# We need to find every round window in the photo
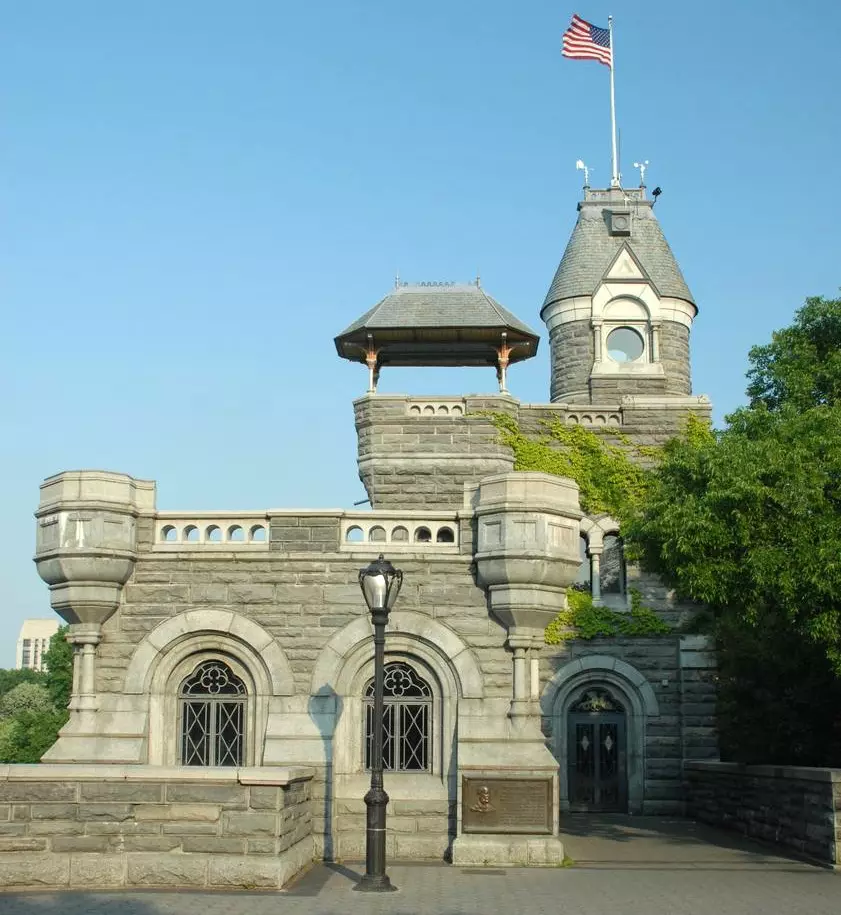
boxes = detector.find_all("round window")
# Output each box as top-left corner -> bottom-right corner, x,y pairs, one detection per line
606,327 -> 644,363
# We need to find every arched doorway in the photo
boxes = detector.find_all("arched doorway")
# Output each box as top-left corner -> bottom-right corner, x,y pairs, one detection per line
567,686 -> 627,812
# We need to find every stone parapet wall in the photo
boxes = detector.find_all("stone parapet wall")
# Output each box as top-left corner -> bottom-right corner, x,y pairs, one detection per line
0,765 -> 314,889
685,761 -> 841,867
354,394 -> 518,509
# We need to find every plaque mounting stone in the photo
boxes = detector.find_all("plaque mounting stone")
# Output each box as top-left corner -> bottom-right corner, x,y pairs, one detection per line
462,777 -> 552,835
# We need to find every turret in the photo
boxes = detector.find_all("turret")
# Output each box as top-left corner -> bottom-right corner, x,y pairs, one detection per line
541,186 -> 697,404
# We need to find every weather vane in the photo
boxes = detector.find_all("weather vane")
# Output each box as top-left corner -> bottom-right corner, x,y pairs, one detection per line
632,160 -> 649,186
575,159 -> 592,187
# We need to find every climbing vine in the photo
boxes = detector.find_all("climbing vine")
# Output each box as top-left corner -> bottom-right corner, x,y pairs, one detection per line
481,412 -> 679,641
483,412 -> 657,520
544,589 -> 672,644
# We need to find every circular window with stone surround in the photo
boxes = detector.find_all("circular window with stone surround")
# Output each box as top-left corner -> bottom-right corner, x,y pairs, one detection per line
606,326 -> 644,363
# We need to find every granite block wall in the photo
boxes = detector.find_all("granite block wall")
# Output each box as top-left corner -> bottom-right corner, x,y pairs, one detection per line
0,767 -> 314,889
107,552 -> 506,701
685,762 -> 841,867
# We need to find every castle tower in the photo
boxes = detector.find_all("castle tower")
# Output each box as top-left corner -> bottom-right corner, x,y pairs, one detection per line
335,280 -> 540,508
541,185 -> 697,404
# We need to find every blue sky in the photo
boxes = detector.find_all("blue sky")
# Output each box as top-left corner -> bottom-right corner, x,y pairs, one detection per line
1,1 -> 838,665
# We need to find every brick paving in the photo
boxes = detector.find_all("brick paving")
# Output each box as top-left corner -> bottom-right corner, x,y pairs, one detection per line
1,818 -> 838,915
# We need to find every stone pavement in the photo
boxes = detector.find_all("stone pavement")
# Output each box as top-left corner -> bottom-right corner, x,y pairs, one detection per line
1,818 -> 839,915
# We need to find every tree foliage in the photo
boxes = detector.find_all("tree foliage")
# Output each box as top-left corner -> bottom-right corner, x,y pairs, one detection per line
625,404 -> 841,672
625,296 -> 841,764
0,625 -> 71,764
0,682 -> 54,719
43,626 -> 73,710
747,295 -> 841,412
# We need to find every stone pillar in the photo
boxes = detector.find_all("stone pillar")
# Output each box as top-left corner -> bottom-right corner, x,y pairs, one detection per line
651,322 -> 662,362
453,471 -> 582,867
590,547 -> 602,604
34,471 -> 155,761
592,320 -> 603,364
67,625 -> 102,712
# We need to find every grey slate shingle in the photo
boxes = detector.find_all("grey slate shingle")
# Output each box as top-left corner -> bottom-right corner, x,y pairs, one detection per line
337,284 -> 539,338
541,202 -> 695,313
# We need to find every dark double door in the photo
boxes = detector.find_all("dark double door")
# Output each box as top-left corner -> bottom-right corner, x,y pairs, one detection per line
567,711 -> 627,812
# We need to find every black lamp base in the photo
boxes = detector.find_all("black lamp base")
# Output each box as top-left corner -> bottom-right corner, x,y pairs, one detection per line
353,874 -> 398,892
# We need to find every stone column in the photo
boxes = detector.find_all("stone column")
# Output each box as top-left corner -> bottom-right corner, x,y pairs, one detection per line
651,322 -> 662,362
590,546 -> 603,604
34,471 -> 155,759
67,625 -> 102,712
592,320 -> 603,364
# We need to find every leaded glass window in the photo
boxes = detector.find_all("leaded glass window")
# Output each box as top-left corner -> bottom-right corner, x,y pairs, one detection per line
364,662 -> 432,772
179,661 -> 246,767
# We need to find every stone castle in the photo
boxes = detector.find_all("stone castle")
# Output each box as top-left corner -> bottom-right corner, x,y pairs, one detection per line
13,182 -> 718,888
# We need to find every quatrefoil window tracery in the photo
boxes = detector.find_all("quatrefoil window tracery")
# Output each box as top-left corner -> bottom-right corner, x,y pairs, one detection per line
364,662 -> 432,772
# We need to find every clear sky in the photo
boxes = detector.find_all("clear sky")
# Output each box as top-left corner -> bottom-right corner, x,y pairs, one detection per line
1,1 -> 839,666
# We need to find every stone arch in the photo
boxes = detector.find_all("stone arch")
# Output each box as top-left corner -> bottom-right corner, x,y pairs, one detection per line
310,610 -> 484,700
580,514 -> 622,551
123,609 -> 294,697
541,655 -> 659,814
125,611 -> 293,767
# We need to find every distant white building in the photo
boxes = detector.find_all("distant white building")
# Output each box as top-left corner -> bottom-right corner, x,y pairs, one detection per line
15,619 -> 60,671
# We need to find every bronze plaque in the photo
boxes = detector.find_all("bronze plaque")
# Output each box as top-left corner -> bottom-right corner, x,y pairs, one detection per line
462,777 -> 553,835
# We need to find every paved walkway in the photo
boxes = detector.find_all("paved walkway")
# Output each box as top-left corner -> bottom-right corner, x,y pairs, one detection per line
1,818 -> 838,915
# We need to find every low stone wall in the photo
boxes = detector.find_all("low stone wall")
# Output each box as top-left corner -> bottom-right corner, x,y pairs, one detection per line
0,765 -> 314,889
685,761 -> 841,867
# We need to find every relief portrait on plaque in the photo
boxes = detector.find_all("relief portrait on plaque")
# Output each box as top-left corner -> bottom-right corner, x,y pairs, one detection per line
469,785 -> 494,813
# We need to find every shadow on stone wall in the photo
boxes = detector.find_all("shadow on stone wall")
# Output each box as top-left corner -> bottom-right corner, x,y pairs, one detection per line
309,684 -> 342,862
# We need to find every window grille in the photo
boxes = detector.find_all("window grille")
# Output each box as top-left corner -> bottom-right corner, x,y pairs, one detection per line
178,660 -> 246,767
364,662 -> 432,772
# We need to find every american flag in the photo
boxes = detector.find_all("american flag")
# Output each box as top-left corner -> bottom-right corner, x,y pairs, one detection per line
562,13 -> 612,68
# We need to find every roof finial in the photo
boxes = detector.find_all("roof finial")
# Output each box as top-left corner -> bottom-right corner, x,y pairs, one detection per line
576,159 -> 591,188
395,270 -> 400,288
475,274 -> 481,288
632,160 -> 649,187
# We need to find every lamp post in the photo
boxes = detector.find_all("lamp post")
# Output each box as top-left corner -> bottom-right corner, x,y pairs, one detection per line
354,553 -> 403,893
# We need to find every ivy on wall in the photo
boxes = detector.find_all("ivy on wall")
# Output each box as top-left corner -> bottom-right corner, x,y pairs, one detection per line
484,412 -> 656,520
482,412 -> 677,642
545,589 -> 672,644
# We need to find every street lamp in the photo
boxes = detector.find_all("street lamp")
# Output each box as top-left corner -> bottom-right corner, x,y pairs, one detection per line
354,553 -> 403,893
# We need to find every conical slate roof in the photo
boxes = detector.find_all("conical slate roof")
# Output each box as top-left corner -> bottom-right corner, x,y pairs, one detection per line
336,282 -> 539,368
541,188 -> 695,316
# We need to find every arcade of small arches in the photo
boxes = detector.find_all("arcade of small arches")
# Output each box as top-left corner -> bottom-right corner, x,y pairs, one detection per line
159,523 -> 268,544
345,523 -> 456,545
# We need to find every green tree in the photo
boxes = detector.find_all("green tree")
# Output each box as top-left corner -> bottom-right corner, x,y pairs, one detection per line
624,296 -> 841,764
0,682 -> 54,719
747,295 -> 841,412
0,667 -> 44,696
0,709 -> 69,764
43,626 -> 73,710
0,626 -> 72,763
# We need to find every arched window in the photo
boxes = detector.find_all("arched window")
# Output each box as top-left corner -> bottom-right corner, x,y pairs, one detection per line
179,660 -> 247,767
600,534 -> 626,605
364,662 -> 432,772
573,533 -> 591,591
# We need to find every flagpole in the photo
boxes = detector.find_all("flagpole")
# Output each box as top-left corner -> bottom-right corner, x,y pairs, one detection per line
608,15 -> 619,187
